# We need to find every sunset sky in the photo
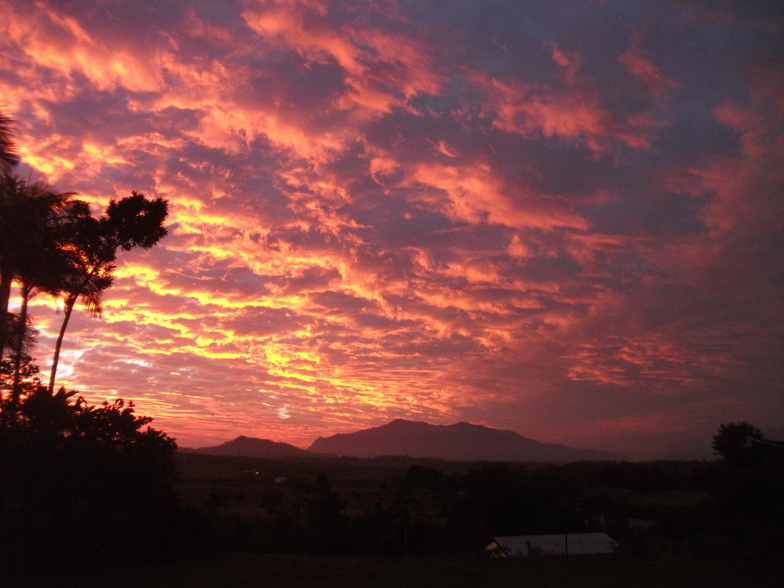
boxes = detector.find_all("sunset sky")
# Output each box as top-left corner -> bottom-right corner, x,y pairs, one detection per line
2,0 -> 782,458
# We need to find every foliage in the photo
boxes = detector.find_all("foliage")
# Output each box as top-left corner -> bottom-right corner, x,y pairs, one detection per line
0,108 -> 19,169
0,135 -> 167,392
711,421 -> 763,466
170,435 -> 782,563
0,383 -> 181,571
0,171 -> 168,391
709,422 -> 784,559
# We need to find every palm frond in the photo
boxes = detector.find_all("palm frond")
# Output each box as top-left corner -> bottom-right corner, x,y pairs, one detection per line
0,108 -> 20,168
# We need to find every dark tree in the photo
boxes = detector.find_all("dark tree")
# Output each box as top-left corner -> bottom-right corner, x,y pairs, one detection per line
48,192 -> 168,392
712,421 -> 763,466
0,171 -> 75,367
0,112 -> 183,573
0,108 -> 21,362
710,422 -> 784,558
0,383 -> 180,570
0,108 -> 19,169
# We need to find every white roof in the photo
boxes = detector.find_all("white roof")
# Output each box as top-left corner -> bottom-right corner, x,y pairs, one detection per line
485,533 -> 618,557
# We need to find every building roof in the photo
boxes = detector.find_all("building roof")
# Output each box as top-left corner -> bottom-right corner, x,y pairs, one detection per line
484,533 -> 618,557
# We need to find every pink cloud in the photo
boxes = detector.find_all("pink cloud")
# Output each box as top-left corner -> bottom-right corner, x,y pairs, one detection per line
480,74 -> 653,153
549,43 -> 581,86
619,49 -> 680,99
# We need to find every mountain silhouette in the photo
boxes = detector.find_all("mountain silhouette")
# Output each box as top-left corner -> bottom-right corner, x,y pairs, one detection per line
185,436 -> 310,458
307,419 -> 623,461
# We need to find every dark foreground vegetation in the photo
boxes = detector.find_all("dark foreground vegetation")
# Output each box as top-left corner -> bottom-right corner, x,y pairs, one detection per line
11,444 -> 784,587
0,108 -> 184,576
0,390 -> 185,570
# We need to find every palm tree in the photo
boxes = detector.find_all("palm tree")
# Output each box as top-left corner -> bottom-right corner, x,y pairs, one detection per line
7,183 -> 78,398
0,172 -> 74,365
47,192 -> 167,393
0,171 -> 23,359
48,259 -> 113,394
0,108 -> 19,169
9,281 -> 37,398
8,295 -> 40,402
0,108 -> 21,362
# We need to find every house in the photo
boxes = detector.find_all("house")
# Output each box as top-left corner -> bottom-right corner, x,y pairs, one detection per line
484,533 -> 618,557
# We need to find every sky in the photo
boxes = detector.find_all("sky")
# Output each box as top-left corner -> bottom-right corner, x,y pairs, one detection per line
1,0 -> 782,458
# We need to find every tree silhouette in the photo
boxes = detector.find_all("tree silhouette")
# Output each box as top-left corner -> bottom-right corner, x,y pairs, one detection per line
712,421 -> 763,466
0,171 -> 75,366
710,421 -> 784,558
0,108 -> 19,169
8,181 -> 77,399
0,171 -> 21,361
0,383 -> 179,569
48,192 -> 168,392
0,108 -> 20,364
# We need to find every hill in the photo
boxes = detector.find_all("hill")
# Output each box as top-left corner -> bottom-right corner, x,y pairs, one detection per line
182,436 -> 310,458
307,419 -> 623,461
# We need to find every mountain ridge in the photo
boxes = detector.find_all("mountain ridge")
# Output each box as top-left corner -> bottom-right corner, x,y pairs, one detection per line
307,419 -> 624,462
181,435 -> 310,458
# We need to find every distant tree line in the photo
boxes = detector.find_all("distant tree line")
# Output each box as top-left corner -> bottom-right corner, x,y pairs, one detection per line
0,109 -> 183,573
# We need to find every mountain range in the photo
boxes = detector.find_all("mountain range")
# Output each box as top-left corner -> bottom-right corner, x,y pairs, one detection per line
307,419 -> 623,461
184,419 -> 624,462
182,436 -> 310,459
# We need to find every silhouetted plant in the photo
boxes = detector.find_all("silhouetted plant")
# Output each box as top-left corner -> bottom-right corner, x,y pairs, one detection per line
712,421 -> 763,466
0,108 -> 19,169
0,383 -> 180,571
709,422 -> 784,559
48,191 -> 168,392
0,170 -> 169,396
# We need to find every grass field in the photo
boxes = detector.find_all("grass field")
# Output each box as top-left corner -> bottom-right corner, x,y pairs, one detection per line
21,552 -> 781,588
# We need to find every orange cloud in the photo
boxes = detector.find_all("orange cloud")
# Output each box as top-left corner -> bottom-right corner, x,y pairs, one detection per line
0,1 -> 164,93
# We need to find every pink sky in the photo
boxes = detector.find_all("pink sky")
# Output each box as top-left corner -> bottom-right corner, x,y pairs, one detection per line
2,0 -> 782,458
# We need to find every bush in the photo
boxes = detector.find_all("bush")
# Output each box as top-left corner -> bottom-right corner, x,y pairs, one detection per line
0,386 -> 184,571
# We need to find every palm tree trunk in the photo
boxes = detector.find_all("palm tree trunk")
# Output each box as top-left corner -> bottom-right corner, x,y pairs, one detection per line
0,267 -> 13,364
47,265 -> 101,394
11,285 -> 31,402
48,295 -> 76,394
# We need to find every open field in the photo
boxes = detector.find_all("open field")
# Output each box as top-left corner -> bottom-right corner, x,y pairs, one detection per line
25,552 -> 782,588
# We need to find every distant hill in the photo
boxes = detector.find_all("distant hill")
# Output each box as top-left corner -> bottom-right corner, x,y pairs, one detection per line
182,436 -> 310,458
307,419 -> 624,462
